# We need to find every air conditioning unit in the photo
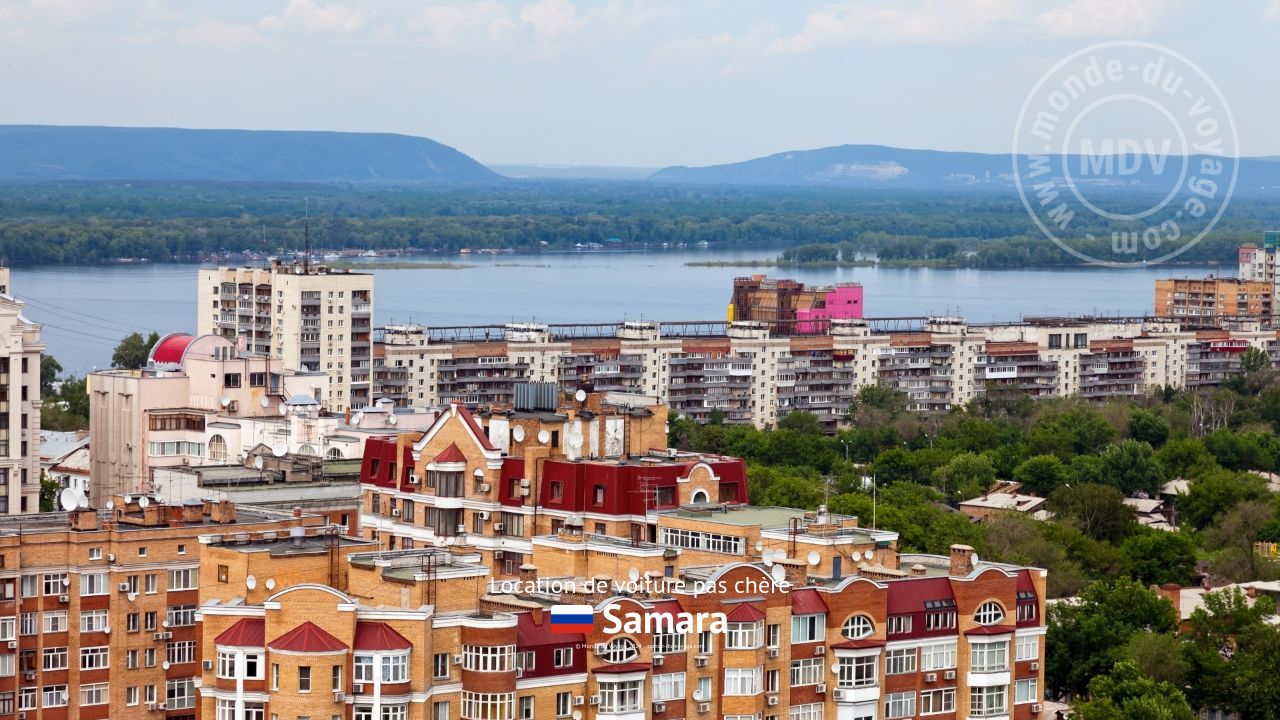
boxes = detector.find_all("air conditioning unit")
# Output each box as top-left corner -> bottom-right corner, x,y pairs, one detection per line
698,703 -> 711,713
494,550 -> 505,560
1030,661 -> 1040,671
158,704 -> 167,711
453,654 -> 464,665
766,648 -> 779,658
589,695 -> 601,707
831,690 -> 849,702
5,641 -> 15,649
652,654 -> 664,666
813,646 -> 826,656
477,511 -> 490,520
478,483 -> 491,492
202,660 -> 214,670
108,554 -> 116,562
146,704 -> 157,711
118,583 -> 132,592
58,595 -> 69,603
494,522 -> 505,531
653,702 -> 667,713
694,655 -> 709,667
391,508 -> 400,517
334,691 -> 346,702
408,474 -> 420,485
456,524 -> 467,534
515,668 -> 524,678
943,670 -> 956,680
353,683 -> 365,694
573,696 -> 585,707
1031,704 -> 1043,713
924,672 -> 937,682
815,684 -> 826,694
519,489 -> 530,496
18,712 -> 26,720
766,696 -> 779,707
154,631 -> 172,640
520,479 -> 531,488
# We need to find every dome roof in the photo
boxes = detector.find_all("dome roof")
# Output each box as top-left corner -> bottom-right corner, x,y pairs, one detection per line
149,333 -> 195,365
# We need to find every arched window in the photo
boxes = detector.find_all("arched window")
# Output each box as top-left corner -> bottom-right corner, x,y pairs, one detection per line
208,435 -> 228,462
602,637 -> 639,664
326,447 -> 344,459
974,601 -> 1005,626
690,489 -> 709,504
841,614 -> 875,640
298,444 -> 317,457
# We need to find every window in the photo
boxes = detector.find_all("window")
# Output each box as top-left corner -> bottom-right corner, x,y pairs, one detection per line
461,692 -> 514,720
724,667 -> 761,695
433,653 -> 450,679
841,615 -> 874,640
81,646 -> 110,670
599,680 -> 642,713
167,679 -> 196,710
250,372 -> 267,387
765,668 -> 780,693
887,615 -> 911,634
126,686 -> 139,706
271,663 -> 280,691
652,672 -> 686,702
653,631 -> 686,655
354,655 -> 375,682
145,573 -> 158,593
885,647 -> 916,675
920,642 -> 956,671
299,665 -> 312,692
42,685 -> 68,708
127,649 -> 139,669
555,692 -> 572,717
19,575 -> 36,597
884,691 -> 915,719
836,655 -> 877,688
42,647 -> 68,671
925,609 -> 956,630
789,703 -> 823,720
1016,634 -> 1039,661
333,665 -> 343,691
167,641 -> 196,665
766,623 -> 780,647
1015,678 -> 1039,704
698,631 -> 712,654
790,658 -> 822,686
600,637 -> 639,664
42,611 -> 68,633
148,441 -> 205,457
145,647 -> 157,667
435,702 -> 452,720
209,434 -> 229,461
971,641 -> 1008,673
168,568 -> 198,590
218,651 -> 264,679
971,686 -> 1007,717
167,605 -> 197,627
42,573 -> 66,595
0,653 -> 12,676
974,601 -> 1005,626
726,621 -> 762,650
791,613 -> 825,643
89,547 -> 102,560
18,613 -> 35,636
696,677 -> 712,702
463,645 -> 515,672
657,527 -> 744,555
224,373 -> 241,388
553,647 -> 573,668
381,654 -> 409,682
515,651 -> 535,673
1017,602 -> 1038,623
217,700 -> 266,720
0,617 -> 12,641
145,612 -> 157,631
920,688 -> 956,714
80,610 -> 108,633
127,614 -> 140,633
18,688 -> 34,711
519,696 -> 534,720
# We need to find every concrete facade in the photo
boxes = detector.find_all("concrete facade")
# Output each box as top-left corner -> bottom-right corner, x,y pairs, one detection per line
0,269 -> 44,515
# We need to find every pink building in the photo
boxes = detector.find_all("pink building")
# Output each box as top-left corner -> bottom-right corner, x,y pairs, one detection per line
795,283 -> 864,333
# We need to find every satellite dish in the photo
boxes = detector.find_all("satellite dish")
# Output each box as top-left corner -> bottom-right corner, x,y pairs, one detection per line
575,389 -> 587,402
62,577 -> 70,587
971,552 -> 980,566
278,404 -> 288,415
807,551 -> 821,566
628,567 -> 640,583
246,575 -> 257,590
863,550 -> 874,561
537,430 -> 550,444
106,500 -> 115,511
220,395 -> 231,407
123,495 -> 133,504
260,396 -> 269,408
265,578 -> 276,590
103,626 -> 111,634
59,488 -> 78,512
762,552 -> 774,567
272,443 -> 287,457
353,412 -> 364,426
754,541 -> 764,552
138,496 -> 150,508
388,414 -> 397,425
254,456 -> 264,470
512,426 -> 526,442
771,564 -> 787,583
572,712 -> 582,720
162,661 -> 171,670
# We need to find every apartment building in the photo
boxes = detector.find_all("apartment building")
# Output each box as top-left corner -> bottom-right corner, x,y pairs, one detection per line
1154,277 -> 1272,318
729,275 -> 864,334
87,333 -> 329,501
197,261 -> 374,410
0,496 -> 327,720
196,520 -> 1046,720
0,268 -> 44,515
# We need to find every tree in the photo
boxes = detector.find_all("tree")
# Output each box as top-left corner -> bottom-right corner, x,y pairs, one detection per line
1120,632 -> 1189,687
933,452 -> 995,501
1204,500 -> 1280,582
1027,405 -> 1116,458
39,471 -> 61,512
777,411 -> 823,435
1243,346 -> 1271,373
1075,661 -> 1195,720
1120,528 -> 1197,585
1046,580 -> 1177,698
1127,409 -> 1170,447
40,355 -> 63,396
111,331 -> 160,369
985,514 -> 1090,597
1182,587 -> 1279,714
1180,468 -> 1267,530
1099,440 -> 1166,495
1050,483 -> 1135,543
1013,454 -> 1068,496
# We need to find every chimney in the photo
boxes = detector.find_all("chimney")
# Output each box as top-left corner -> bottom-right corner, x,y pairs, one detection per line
68,508 -> 98,532
775,558 -> 807,587
211,501 -> 237,524
910,564 -> 927,577
1158,582 -> 1183,619
519,564 -> 538,586
290,526 -> 306,548
181,503 -> 203,523
949,544 -> 975,576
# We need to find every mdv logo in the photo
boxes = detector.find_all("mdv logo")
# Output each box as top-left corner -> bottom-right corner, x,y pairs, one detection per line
1077,139 -> 1174,176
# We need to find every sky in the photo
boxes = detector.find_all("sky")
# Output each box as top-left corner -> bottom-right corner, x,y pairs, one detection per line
1,0 -> 1278,167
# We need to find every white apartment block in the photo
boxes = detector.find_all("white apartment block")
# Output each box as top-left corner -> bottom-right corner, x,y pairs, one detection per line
0,267 -> 45,514
197,260 -> 373,411
377,315 -> 1278,430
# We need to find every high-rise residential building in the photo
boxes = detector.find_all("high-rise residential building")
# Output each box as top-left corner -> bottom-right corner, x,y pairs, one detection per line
1155,277 -> 1272,318
0,267 -> 44,515
729,276 -> 864,335
197,261 -> 374,410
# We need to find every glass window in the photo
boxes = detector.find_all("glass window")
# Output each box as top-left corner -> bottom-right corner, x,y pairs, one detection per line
789,703 -> 823,720
725,622 -> 762,650
463,645 -> 514,672
724,667 -> 761,695
598,680 -> 642,713
974,601 -> 1005,626
885,648 -> 916,675
884,691 -> 915,719
791,613 -> 825,643
652,672 -> 686,702
841,615 -> 874,640
971,686 -> 1007,717
887,615 -> 911,634
790,658 -> 822,686
836,655 -> 876,688
1015,635 -> 1039,662
599,638 -> 639,664
1015,678 -> 1039,704
461,692 -> 514,720
920,688 -> 956,715
971,641 -> 1008,673
920,642 -> 956,671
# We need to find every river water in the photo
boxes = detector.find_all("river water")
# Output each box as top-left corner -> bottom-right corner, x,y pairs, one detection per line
13,250 -> 1219,374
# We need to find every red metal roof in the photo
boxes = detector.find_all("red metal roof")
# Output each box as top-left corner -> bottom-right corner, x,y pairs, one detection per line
594,662 -> 651,674
791,589 -> 829,615
965,624 -> 1017,636
647,599 -> 685,615
516,613 -> 582,646
456,404 -> 496,451
269,621 -> 346,653
1015,569 -> 1038,599
831,638 -> 886,650
886,577 -> 954,615
149,333 -> 194,365
214,618 -> 265,647
433,442 -> 467,464
354,621 -> 412,651
725,603 -> 766,622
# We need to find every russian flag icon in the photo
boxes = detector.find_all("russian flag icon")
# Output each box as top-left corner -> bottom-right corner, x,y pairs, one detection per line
550,604 -> 594,633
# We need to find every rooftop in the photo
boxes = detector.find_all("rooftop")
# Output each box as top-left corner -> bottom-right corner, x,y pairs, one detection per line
204,527 -> 374,555
0,503 -> 314,536
959,493 -> 1048,512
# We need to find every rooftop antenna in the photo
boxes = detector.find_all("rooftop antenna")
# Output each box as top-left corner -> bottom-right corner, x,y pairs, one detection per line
304,198 -> 311,273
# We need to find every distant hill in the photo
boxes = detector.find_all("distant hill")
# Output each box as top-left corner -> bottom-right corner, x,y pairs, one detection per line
651,144 -> 1280,194
490,163 -> 658,180
0,125 -> 500,183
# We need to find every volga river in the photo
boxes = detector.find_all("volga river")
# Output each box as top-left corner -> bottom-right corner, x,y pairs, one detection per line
13,250 -> 1221,374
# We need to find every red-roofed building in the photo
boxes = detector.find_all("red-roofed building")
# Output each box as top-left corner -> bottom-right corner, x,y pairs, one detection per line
354,621 -> 413,651
214,617 -> 266,647
268,621 -> 347,653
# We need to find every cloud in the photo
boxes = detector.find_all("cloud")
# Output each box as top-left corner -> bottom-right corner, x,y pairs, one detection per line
1038,0 -> 1171,36
763,0 -> 1025,52
19,0 -> 115,28
259,0 -> 366,34
174,18 -> 268,46
518,0 -> 584,38
1267,0 -> 1280,20
408,1 -> 518,47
